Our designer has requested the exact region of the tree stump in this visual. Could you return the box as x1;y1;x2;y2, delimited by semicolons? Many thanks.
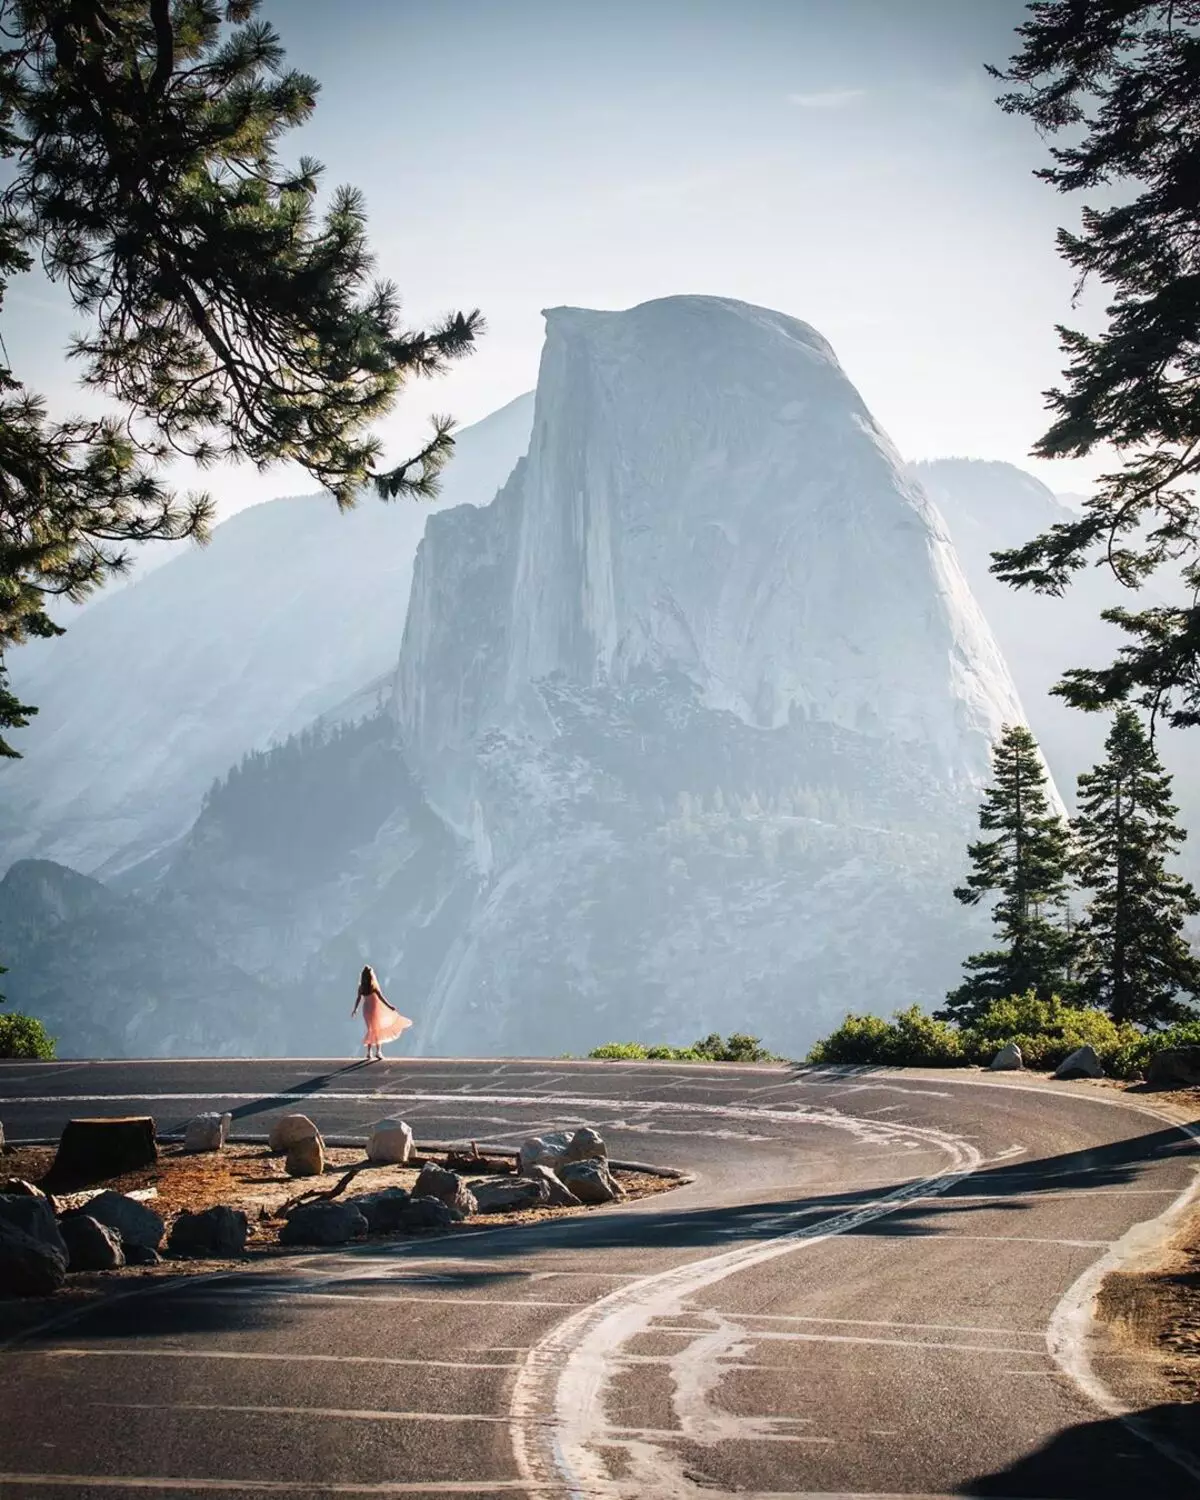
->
48;1117;158;1186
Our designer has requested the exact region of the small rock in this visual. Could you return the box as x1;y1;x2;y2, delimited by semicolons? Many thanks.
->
1146;1046;1200;1089
0;1192;68;1258
168;1206;249;1259
0;1220;67;1296
285;1134;326;1178
0;1119;4;1152
399;1196;456;1232
60;1215;124;1272
990;1043;1023;1072
1;1179;56;1214
352;1187;412;1233
1054;1045;1104;1080
562;1127;607;1165
517;1131;574;1175
413;1163;478;1216
123;1243;161;1266
366;1118;414;1165
472;1177;551;1214
559;1160;623;1204
268;1114;320;1154
527;1164;581;1207
279;1201;367;1246
71;1190;164;1251
183;1112;232;1153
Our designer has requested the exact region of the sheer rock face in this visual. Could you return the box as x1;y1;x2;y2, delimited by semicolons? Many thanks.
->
380;297;1027;1054
397;297;1023;833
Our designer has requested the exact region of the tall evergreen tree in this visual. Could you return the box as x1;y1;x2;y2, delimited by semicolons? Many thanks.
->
988;3;1200;729
940;724;1075;1022
1073;707;1200;1025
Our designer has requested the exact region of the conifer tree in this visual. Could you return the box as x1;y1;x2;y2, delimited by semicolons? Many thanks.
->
1073;708;1200;1025
0;1;481;756
940;724;1075;1022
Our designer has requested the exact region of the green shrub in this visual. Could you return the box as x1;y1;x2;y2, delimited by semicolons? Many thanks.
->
806;1007;964;1067
960;991;1142;1072
588;1033;781;1063
0;1012;55;1059
1108;1017;1200;1080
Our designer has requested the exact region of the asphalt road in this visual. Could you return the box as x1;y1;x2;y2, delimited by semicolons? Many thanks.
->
0;1056;1198;1499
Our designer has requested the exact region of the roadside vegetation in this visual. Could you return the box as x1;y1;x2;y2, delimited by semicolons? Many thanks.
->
588;1033;781;1063
0;1008;55;1059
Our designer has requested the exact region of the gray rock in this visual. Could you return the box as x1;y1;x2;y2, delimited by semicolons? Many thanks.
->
352;1187;411;1233
413;1163;478;1216
990;1043;1023;1072
527;1163;581;1207
0;1119;4;1151
559;1160;623;1204
60;1215;124;1271
1;1178;56;1212
562;1127;607;1165
284;1134;325;1178
517;1132;573;1175
1054;1045;1104;1080
0;1192;68;1258
167;1206;248;1259
472;1176;551;1214
0;1220;67;1296
122;1243;161;1266
366;1118;414;1165
399;1196;456;1232
268;1114;320;1154
183;1112;231;1153
279;1201;367;1247
73;1190;164;1251
1146;1046;1200;1089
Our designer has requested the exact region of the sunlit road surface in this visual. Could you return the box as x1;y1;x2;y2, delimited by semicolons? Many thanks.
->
1;1057;1198;1499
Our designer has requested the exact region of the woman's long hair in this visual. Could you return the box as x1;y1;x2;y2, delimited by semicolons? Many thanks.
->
359;965;381;997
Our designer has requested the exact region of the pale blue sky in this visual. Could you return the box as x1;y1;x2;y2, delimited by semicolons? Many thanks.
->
3;0;1110;516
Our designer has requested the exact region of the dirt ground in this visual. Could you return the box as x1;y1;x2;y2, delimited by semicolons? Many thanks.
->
1;1140;680;1269
1097;1204;1200;1403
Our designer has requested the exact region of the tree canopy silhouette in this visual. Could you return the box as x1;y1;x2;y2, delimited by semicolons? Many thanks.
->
989;1;1200;729
0;0;481;755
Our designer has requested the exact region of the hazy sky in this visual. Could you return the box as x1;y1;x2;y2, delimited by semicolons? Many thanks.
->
4;0;1112;518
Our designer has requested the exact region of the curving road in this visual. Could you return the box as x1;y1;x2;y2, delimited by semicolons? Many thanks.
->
0;1056;1198;1499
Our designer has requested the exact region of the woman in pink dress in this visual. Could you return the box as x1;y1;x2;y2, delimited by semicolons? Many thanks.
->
352;965;412;1062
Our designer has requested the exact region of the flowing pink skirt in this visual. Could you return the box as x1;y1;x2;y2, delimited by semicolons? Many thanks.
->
363;992;412;1046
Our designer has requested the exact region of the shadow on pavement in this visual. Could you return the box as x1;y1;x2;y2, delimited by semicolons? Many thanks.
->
227;1061;371;1125
965;1404;1200;1498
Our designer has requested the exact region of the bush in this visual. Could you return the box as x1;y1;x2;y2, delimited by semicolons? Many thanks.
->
588;1033;781;1063
0;1012;55;1059
806;1007;964;1067
960;992;1142;1073
1108;1017;1200;1081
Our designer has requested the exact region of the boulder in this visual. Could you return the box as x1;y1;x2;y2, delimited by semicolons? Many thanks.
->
399;1196;456;1232
183;1112;232;1153
413;1163;478;1216
50;1117;158;1184
990;1043;1023;1072
518;1127;607;1175
1146;1046;1200;1090
559;1160;623;1204
472;1176;551;1214
352;1187;412;1233
528;1163;581;1207
1054;1045;1104;1081
279;1201;367;1247
562;1127;608;1165
60;1215;124;1272
167;1206;248;1259
285;1134;325;1178
267;1114;320;1154
0;1220;67;1296
0;1193;68;1257
1;1178;56;1213
123;1243;161;1266
72;1190;165;1251
366;1118;414;1165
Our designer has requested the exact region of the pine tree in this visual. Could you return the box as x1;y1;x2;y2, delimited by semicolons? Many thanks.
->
1073;708;1200;1025
988;4;1200;729
940;724;1075;1023
0;1;481;756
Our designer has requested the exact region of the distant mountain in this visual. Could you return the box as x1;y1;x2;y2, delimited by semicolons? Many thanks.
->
0;393;534;879
0;859;281;1058
914;458;1199;874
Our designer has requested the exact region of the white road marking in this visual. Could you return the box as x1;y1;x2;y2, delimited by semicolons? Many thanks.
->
0;1476;548;1494
706;1312;1043;1337
96;1401;513;1424
40;1348;519;1369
